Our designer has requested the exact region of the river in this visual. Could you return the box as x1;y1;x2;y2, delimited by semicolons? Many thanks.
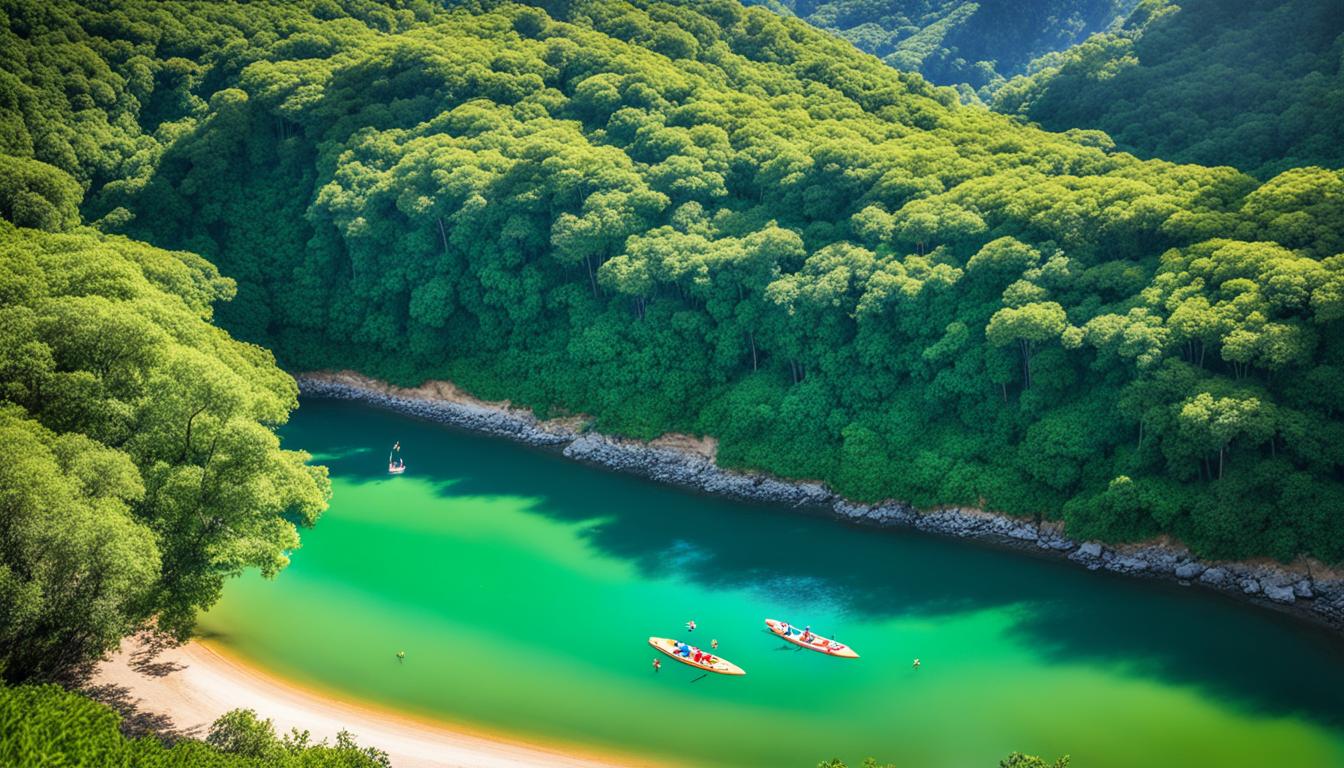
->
198;398;1344;767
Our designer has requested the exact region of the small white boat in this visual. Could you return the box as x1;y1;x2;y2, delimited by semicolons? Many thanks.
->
388;442;405;475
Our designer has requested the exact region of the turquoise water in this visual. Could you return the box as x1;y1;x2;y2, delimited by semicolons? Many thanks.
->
199;399;1344;767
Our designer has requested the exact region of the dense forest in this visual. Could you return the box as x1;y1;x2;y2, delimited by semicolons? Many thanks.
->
993;0;1344;176
744;0;1134;98
0;208;329;682
2;0;1343;636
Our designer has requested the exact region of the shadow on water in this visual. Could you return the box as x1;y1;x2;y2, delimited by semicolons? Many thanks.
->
288;398;1344;730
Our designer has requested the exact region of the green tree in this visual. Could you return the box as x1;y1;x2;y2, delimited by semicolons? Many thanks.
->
985;302;1070;389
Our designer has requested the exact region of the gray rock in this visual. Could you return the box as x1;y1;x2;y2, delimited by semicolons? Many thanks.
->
1256;570;1296;590
1136;549;1180;574
1294;579;1314;599
1241;578;1261;595
833;501;870;521
1077;542;1103;559
1263;584;1296;604
1200;567;1230;587
1174;562;1205;580
1107;555;1150;573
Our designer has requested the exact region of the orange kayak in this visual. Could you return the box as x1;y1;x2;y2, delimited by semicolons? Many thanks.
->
648;637;745;675
765;619;859;658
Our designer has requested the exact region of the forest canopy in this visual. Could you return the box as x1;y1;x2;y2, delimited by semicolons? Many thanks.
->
0;214;329;681
743;0;1134;99
993;0;1344;176
0;0;1341;577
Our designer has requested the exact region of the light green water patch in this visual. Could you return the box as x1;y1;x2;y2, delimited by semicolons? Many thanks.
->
200;399;1344;768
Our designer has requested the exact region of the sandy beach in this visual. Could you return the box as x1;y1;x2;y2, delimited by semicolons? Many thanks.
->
89;634;642;768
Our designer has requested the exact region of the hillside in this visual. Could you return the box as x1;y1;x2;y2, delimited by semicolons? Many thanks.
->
993;0;1344;176
743;0;1135;97
0;209;329;680
1;0;1343;572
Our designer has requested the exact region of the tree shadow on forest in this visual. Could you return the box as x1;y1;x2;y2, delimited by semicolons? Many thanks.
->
287;397;1344;731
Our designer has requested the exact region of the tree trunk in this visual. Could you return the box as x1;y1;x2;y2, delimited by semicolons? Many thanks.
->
1020;339;1033;389
584;255;598;298
181;405;208;462
437;217;449;255
748;331;758;371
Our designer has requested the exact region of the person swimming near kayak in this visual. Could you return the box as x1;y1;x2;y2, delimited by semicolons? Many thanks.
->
686;620;696;632
912;658;921;670
711;638;718;650
653;658;661;672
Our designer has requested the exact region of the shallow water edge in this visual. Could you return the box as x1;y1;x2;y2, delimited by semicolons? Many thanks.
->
293;371;1344;636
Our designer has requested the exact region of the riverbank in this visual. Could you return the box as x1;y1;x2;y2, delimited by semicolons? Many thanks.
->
295;371;1344;635
87;634;646;768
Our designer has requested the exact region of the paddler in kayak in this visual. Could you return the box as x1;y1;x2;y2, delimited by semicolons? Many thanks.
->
800;626;813;643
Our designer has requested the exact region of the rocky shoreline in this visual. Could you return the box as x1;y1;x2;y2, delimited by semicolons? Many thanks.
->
296;372;1344;635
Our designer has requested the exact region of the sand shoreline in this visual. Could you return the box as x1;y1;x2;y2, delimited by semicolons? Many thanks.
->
89;634;651;768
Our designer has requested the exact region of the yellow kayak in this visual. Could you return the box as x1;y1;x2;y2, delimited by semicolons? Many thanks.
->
648;637;745;676
765;619;859;658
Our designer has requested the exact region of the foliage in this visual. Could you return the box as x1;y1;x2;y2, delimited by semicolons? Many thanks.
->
993;0;1344;176
206;707;392;767
744;0;1133;98
1;0;1342;572
1001;752;1072;768
816;755;1067;768
0;682;388;767
0;218;329;681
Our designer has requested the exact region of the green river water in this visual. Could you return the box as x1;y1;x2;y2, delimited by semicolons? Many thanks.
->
199;399;1344;768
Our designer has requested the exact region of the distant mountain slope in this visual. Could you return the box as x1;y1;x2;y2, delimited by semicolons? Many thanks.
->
993;0;1344;176
743;0;1135;96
